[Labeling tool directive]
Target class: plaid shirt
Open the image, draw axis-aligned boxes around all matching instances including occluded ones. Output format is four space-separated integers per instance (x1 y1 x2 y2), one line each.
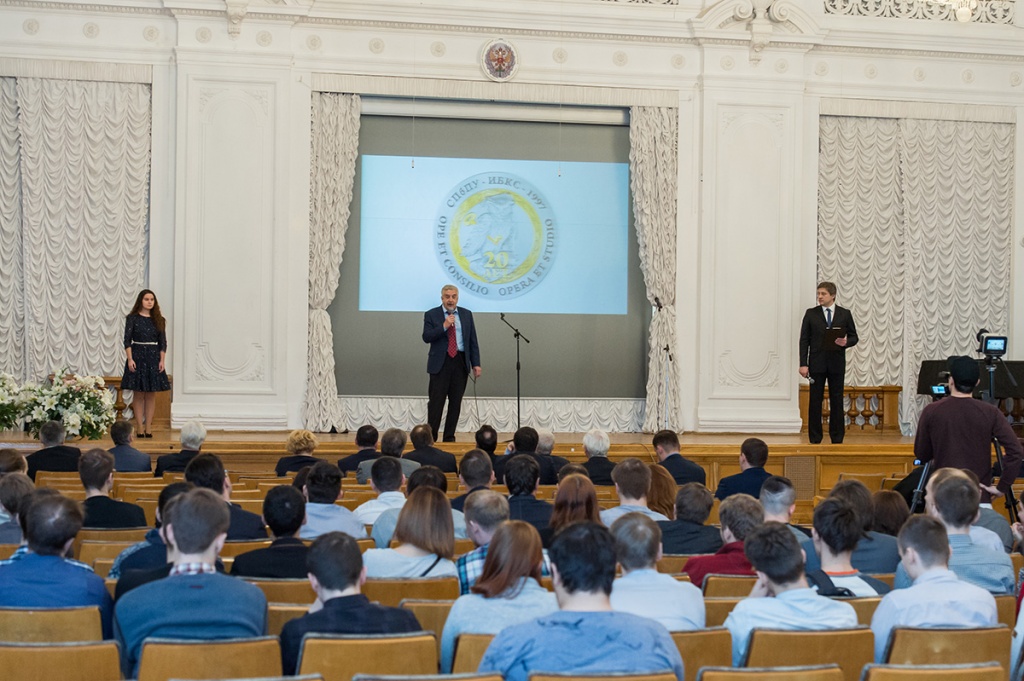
456 543 552 595
0 545 92 571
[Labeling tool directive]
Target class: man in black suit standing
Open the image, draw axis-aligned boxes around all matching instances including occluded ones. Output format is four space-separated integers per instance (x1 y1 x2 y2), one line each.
422 284 482 443
799 281 859 444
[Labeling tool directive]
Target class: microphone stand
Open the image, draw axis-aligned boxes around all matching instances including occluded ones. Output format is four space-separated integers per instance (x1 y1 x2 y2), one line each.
655 296 673 430
500 313 530 430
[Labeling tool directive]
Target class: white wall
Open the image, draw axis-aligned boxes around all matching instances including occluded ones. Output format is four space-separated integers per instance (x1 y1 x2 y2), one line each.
0 0 1020 431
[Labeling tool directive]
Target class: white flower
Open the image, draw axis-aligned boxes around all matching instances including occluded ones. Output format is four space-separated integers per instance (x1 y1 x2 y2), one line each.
30 406 47 421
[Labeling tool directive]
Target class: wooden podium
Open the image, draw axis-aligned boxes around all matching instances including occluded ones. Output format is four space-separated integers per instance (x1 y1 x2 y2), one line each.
103 375 173 430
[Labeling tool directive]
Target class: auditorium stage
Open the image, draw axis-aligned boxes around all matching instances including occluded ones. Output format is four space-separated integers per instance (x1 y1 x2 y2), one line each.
1 427 917 510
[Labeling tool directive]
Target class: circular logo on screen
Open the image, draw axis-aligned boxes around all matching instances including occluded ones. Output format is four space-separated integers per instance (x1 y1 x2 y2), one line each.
435 172 557 300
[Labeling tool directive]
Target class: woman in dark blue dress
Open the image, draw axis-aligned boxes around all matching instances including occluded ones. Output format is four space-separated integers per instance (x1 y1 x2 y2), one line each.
122 289 170 437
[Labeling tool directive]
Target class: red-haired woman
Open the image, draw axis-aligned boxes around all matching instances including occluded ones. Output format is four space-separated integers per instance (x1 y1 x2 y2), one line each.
539 473 602 548
122 289 170 437
440 520 557 672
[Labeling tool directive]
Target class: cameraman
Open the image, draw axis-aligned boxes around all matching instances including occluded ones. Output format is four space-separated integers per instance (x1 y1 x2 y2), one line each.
915 356 1021 504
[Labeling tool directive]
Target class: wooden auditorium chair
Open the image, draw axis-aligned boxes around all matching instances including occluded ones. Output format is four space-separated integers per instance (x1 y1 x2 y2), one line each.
267 603 310 636
361 577 460 607
0 606 102 642
880 626 1011 673
702 574 758 597
0 640 122 681
136 636 283 681
703 599 742 627
671 628 733 681
697 665 844 681
399 598 456 658
742 627 875 681
860 662 1005 681
296 631 438 681
528 672 679 681
244 577 317 603
451 633 495 674
354 674 501 681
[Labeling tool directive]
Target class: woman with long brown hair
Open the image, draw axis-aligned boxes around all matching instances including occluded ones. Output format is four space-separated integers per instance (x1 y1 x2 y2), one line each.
362 486 457 578
440 520 557 672
647 463 677 520
122 289 170 437
540 473 602 548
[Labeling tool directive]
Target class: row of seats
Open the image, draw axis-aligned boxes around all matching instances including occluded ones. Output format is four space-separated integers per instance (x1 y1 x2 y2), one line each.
0 626 1012 681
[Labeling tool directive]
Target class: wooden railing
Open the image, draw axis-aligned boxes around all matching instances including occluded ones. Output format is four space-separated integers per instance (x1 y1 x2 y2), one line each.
799 384 901 432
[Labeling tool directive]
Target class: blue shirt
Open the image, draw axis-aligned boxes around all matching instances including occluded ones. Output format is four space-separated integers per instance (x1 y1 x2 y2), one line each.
723 586 859 665
871 567 996 662
893 533 1014 594
479 610 684 681
441 577 558 672
0 552 113 638
610 568 705 631
300 502 368 540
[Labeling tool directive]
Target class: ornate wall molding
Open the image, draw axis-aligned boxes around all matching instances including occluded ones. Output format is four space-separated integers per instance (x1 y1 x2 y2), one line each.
337 396 647 432
824 0 1014 23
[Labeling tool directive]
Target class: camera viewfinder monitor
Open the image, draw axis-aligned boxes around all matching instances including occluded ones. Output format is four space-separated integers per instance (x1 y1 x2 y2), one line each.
983 335 1008 357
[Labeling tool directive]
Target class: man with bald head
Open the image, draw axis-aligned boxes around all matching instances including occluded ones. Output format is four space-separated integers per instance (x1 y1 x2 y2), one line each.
423 284 482 443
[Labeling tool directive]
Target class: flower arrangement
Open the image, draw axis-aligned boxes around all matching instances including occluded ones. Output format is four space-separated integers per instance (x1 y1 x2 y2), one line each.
21 370 116 440
0 373 22 432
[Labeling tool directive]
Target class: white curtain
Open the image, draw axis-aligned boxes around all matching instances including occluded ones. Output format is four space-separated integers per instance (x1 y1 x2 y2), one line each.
818 115 1013 434
630 106 680 432
18 79 152 379
0 78 25 378
304 92 360 431
0 77 151 382
899 118 1013 428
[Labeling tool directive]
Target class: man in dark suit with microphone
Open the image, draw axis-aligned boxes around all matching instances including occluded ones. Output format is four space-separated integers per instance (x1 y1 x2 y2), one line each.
799 281 858 444
423 284 482 443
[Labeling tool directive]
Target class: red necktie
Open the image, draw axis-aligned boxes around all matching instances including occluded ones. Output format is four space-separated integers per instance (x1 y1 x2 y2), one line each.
447 317 457 358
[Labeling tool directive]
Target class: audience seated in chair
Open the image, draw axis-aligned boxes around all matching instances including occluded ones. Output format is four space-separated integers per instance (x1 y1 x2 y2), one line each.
479 521 685 681
494 427 563 486
109 481 191 580
540 473 602 549
504 454 553 532
653 429 706 486
80 449 147 529
107 420 152 473
893 471 1013 594
337 424 380 475
299 461 367 541
609 512 704 631
279 531 421 675
372 466 467 548
232 485 310 579
723 522 857 665
759 476 812 540
26 420 81 481
362 486 457 578
0 489 113 637
581 429 616 486
871 514 997 663
600 458 669 525
802 480 900 574
658 483 724 555
807 498 890 597
355 454 409 524
275 429 326 477
451 449 493 513
154 419 205 477
114 487 267 677
684 493 763 588
355 428 420 486
185 452 267 541
715 438 772 501
404 424 458 473
0 472 33 544
440 520 557 672
456 489 511 595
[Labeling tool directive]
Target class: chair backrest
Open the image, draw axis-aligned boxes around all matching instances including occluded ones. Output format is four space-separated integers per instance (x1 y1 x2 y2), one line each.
528 672 678 681
744 627 875 681
452 633 495 674
296 632 439 681
231 499 265 514
0 640 122 681
703 575 757 597
357 539 375 553
354 674 501 681
362 577 460 607
0 544 17 560
860 662 1006 681
267 603 309 636
453 538 476 555
92 558 115 578
698 665 845 681
871 574 895 588
994 594 1015 630
704 599 742 628
220 539 273 557
245 578 316 604
657 555 692 574
882 626 1011 672
0 606 102 642
672 628 733 681
137 636 283 681
72 527 149 559
399 599 455 659
834 597 882 626
78 539 140 566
